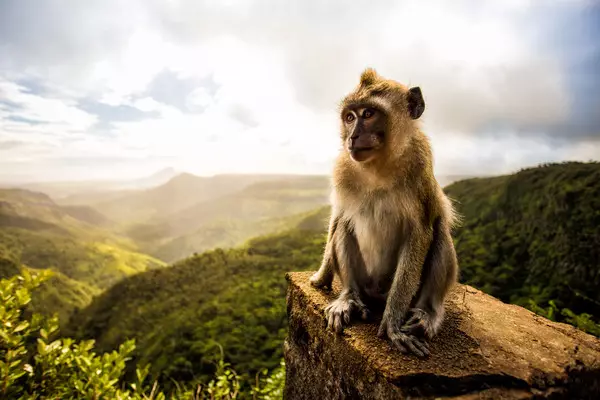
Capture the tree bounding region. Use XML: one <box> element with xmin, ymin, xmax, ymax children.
<box><xmin>1</xmin><ymin>270</ymin><xmax>282</xmax><ymax>399</ymax></box>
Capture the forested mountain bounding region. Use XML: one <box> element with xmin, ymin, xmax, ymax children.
<box><xmin>446</xmin><ymin>161</ymin><xmax>600</xmax><ymax>331</ymax></box>
<box><xmin>67</xmin><ymin>162</ymin><xmax>600</xmax><ymax>392</ymax></box>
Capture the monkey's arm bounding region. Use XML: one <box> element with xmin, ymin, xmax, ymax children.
<box><xmin>324</xmin><ymin>218</ymin><xmax>370</xmax><ymax>333</ymax></box>
<box><xmin>309</xmin><ymin>211</ymin><xmax>339</xmax><ymax>288</ymax></box>
<box><xmin>378</xmin><ymin>223</ymin><xmax>432</xmax><ymax>357</ymax></box>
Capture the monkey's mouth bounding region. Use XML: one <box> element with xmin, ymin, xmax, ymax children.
<box><xmin>349</xmin><ymin>147</ymin><xmax>376</xmax><ymax>162</ymax></box>
<box><xmin>348</xmin><ymin>131</ymin><xmax>384</xmax><ymax>161</ymax></box>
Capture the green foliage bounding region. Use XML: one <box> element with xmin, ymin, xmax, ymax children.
<box><xmin>1</xmin><ymin>271</ymin><xmax>285</xmax><ymax>399</ymax></box>
<box><xmin>251</xmin><ymin>360</ymin><xmax>285</xmax><ymax>400</ymax></box>
<box><xmin>1</xmin><ymin>270</ymin><xmax>150</xmax><ymax>399</ymax></box>
<box><xmin>1</xmin><ymin>256</ymin><xmax>97</xmax><ymax>324</ymax></box>
<box><xmin>528</xmin><ymin>300</ymin><xmax>600</xmax><ymax>336</ymax></box>
<box><xmin>445</xmin><ymin>161</ymin><xmax>600</xmax><ymax>335</ymax></box>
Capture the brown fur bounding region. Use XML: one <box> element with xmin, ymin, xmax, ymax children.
<box><xmin>311</xmin><ymin>68</ymin><xmax>459</xmax><ymax>357</ymax></box>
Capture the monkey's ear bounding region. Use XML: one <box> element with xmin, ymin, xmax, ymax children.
<box><xmin>360</xmin><ymin>68</ymin><xmax>379</xmax><ymax>86</ymax></box>
<box><xmin>407</xmin><ymin>87</ymin><xmax>425</xmax><ymax>119</ymax></box>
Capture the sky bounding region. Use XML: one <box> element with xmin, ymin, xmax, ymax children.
<box><xmin>0</xmin><ymin>0</ymin><xmax>599</xmax><ymax>182</ymax></box>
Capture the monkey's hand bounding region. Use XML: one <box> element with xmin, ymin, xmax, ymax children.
<box><xmin>377</xmin><ymin>315</ymin><xmax>430</xmax><ymax>358</ymax></box>
<box><xmin>400</xmin><ymin>308</ymin><xmax>435</xmax><ymax>339</ymax></box>
<box><xmin>310</xmin><ymin>270</ymin><xmax>333</xmax><ymax>290</ymax></box>
<box><xmin>325</xmin><ymin>293</ymin><xmax>370</xmax><ymax>334</ymax></box>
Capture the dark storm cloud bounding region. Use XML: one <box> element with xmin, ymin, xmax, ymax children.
<box><xmin>520</xmin><ymin>1</ymin><xmax>600</xmax><ymax>142</ymax></box>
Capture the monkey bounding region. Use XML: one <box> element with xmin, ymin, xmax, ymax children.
<box><xmin>310</xmin><ymin>68</ymin><xmax>459</xmax><ymax>357</ymax></box>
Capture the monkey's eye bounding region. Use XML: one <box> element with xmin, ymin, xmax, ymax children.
<box><xmin>363</xmin><ymin>108</ymin><xmax>375</xmax><ymax>119</ymax></box>
<box><xmin>345</xmin><ymin>113</ymin><xmax>355</xmax><ymax>123</ymax></box>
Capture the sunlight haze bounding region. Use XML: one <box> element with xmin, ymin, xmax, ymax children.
<box><xmin>0</xmin><ymin>0</ymin><xmax>598</xmax><ymax>182</ymax></box>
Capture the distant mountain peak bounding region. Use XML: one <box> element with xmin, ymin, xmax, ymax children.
<box><xmin>149</xmin><ymin>167</ymin><xmax>177</xmax><ymax>179</ymax></box>
<box><xmin>0</xmin><ymin>187</ymin><xmax>55</xmax><ymax>205</ymax></box>
<box><xmin>166</xmin><ymin>172</ymin><xmax>203</xmax><ymax>184</ymax></box>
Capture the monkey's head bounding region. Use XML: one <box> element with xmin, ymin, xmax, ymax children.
<box><xmin>339</xmin><ymin>68</ymin><xmax>425</xmax><ymax>163</ymax></box>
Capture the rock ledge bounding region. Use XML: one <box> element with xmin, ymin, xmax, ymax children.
<box><xmin>284</xmin><ymin>271</ymin><xmax>600</xmax><ymax>399</ymax></box>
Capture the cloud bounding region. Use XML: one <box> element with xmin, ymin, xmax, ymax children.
<box><xmin>0</xmin><ymin>140</ymin><xmax>29</xmax><ymax>150</ymax></box>
<box><xmin>0</xmin><ymin>79</ymin><xmax>98</xmax><ymax>139</ymax></box>
<box><xmin>0</xmin><ymin>0</ymin><xmax>598</xmax><ymax>181</ymax></box>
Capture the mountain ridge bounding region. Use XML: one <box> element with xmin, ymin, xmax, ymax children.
<box><xmin>66</xmin><ymin>162</ymin><xmax>600</xmax><ymax>389</ymax></box>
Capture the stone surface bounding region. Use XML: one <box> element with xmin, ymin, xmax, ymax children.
<box><xmin>284</xmin><ymin>271</ymin><xmax>600</xmax><ymax>399</ymax></box>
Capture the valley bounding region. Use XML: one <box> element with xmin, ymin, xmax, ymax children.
<box><xmin>0</xmin><ymin>171</ymin><xmax>335</xmax><ymax>323</ymax></box>
<box><xmin>1</xmin><ymin>162</ymin><xmax>598</xmax><ymax>395</ymax></box>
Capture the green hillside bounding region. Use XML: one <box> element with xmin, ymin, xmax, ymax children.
<box><xmin>0</xmin><ymin>188</ymin><xmax>166</xmax><ymax>320</ymax></box>
<box><xmin>446</xmin><ymin>161</ymin><xmax>600</xmax><ymax>332</ymax></box>
<box><xmin>67</xmin><ymin>206</ymin><xmax>330</xmax><ymax>389</ymax></box>
<box><xmin>0</xmin><ymin>258</ymin><xmax>98</xmax><ymax>323</ymax></box>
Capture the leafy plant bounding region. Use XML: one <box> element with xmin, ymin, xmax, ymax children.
<box><xmin>1</xmin><ymin>270</ymin><xmax>285</xmax><ymax>399</ymax></box>
<box><xmin>529</xmin><ymin>299</ymin><xmax>600</xmax><ymax>336</ymax></box>
<box><xmin>251</xmin><ymin>360</ymin><xmax>285</xmax><ymax>400</ymax></box>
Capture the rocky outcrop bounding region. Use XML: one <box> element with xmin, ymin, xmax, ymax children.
<box><xmin>284</xmin><ymin>271</ymin><xmax>600</xmax><ymax>399</ymax></box>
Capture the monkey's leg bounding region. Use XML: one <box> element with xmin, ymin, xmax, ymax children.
<box><xmin>401</xmin><ymin>220</ymin><xmax>457</xmax><ymax>340</ymax></box>
<box><xmin>377</xmin><ymin>225</ymin><xmax>432</xmax><ymax>357</ymax></box>
<box><xmin>324</xmin><ymin>220</ymin><xmax>370</xmax><ymax>334</ymax></box>
<box><xmin>310</xmin><ymin>214</ymin><xmax>339</xmax><ymax>289</ymax></box>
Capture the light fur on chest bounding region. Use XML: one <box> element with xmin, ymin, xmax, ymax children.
<box><xmin>336</xmin><ymin>189</ymin><xmax>416</xmax><ymax>279</ymax></box>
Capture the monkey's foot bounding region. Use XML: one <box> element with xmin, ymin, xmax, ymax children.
<box><xmin>309</xmin><ymin>271</ymin><xmax>333</xmax><ymax>290</ymax></box>
<box><xmin>378</xmin><ymin>317</ymin><xmax>430</xmax><ymax>358</ymax></box>
<box><xmin>401</xmin><ymin>308</ymin><xmax>435</xmax><ymax>339</ymax></box>
<box><xmin>324</xmin><ymin>295</ymin><xmax>370</xmax><ymax>334</ymax></box>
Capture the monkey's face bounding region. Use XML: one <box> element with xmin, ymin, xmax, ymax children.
<box><xmin>340</xmin><ymin>69</ymin><xmax>426</xmax><ymax>164</ymax></box>
<box><xmin>341</xmin><ymin>106</ymin><xmax>388</xmax><ymax>163</ymax></box>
